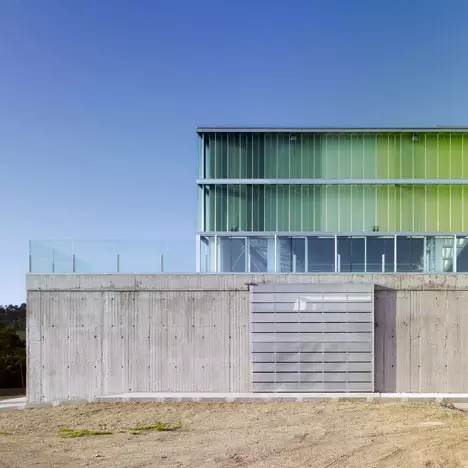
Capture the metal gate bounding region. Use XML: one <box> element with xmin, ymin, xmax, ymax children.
<box><xmin>251</xmin><ymin>283</ymin><xmax>374</xmax><ymax>392</ymax></box>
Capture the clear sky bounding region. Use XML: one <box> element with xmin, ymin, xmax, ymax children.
<box><xmin>1</xmin><ymin>0</ymin><xmax>468</xmax><ymax>304</ymax></box>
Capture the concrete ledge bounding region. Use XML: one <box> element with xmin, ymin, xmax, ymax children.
<box><xmin>24</xmin><ymin>403</ymin><xmax>53</xmax><ymax>409</ymax></box>
<box><xmin>20</xmin><ymin>393</ymin><xmax>468</xmax><ymax>410</ymax></box>
<box><xmin>379</xmin><ymin>393</ymin><xmax>468</xmax><ymax>402</ymax></box>
<box><xmin>27</xmin><ymin>273</ymin><xmax>468</xmax><ymax>292</ymax></box>
<box><xmin>0</xmin><ymin>397</ymin><xmax>26</xmax><ymax>412</ymax></box>
<box><xmin>95</xmin><ymin>392</ymin><xmax>377</xmax><ymax>403</ymax></box>
<box><xmin>94</xmin><ymin>392</ymin><xmax>468</xmax><ymax>403</ymax></box>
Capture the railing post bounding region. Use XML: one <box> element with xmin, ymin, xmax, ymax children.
<box><xmin>195</xmin><ymin>234</ymin><xmax>201</xmax><ymax>272</ymax></box>
<box><xmin>28</xmin><ymin>240</ymin><xmax>32</xmax><ymax>273</ymax></box>
<box><xmin>304</xmin><ymin>236</ymin><xmax>308</xmax><ymax>273</ymax></box>
<box><xmin>423</xmin><ymin>236</ymin><xmax>428</xmax><ymax>272</ymax></box>
<box><xmin>116</xmin><ymin>253</ymin><xmax>120</xmax><ymax>273</ymax></box>
<box><xmin>160</xmin><ymin>254</ymin><xmax>164</xmax><ymax>273</ymax></box>
<box><xmin>334</xmin><ymin>235</ymin><xmax>338</xmax><ymax>272</ymax></box>
<box><xmin>364</xmin><ymin>236</ymin><xmax>367</xmax><ymax>272</ymax></box>
<box><xmin>72</xmin><ymin>241</ymin><xmax>76</xmax><ymax>273</ymax></box>
<box><xmin>454</xmin><ymin>234</ymin><xmax>458</xmax><ymax>273</ymax></box>
<box><xmin>52</xmin><ymin>248</ymin><xmax>55</xmax><ymax>273</ymax></box>
<box><xmin>274</xmin><ymin>234</ymin><xmax>278</xmax><ymax>273</ymax></box>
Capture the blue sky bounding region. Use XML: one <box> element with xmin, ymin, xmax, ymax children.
<box><xmin>1</xmin><ymin>0</ymin><xmax>468</xmax><ymax>303</ymax></box>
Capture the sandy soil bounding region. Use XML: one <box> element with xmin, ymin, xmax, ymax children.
<box><xmin>1</xmin><ymin>401</ymin><xmax>468</xmax><ymax>467</ymax></box>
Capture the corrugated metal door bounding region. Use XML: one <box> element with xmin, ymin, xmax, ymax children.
<box><xmin>251</xmin><ymin>283</ymin><xmax>374</xmax><ymax>392</ymax></box>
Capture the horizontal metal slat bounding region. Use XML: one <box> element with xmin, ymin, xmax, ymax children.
<box><xmin>253</xmin><ymin>382</ymin><xmax>373</xmax><ymax>392</ymax></box>
<box><xmin>253</xmin><ymin>372</ymin><xmax>372</xmax><ymax>383</ymax></box>
<box><xmin>251</xmin><ymin>302</ymin><xmax>373</xmax><ymax>313</ymax></box>
<box><xmin>252</xmin><ymin>293</ymin><xmax>372</xmax><ymax>304</ymax></box>
<box><xmin>252</xmin><ymin>341</ymin><xmax>372</xmax><ymax>353</ymax></box>
<box><xmin>252</xmin><ymin>322</ymin><xmax>373</xmax><ymax>333</ymax></box>
<box><xmin>254</xmin><ymin>363</ymin><xmax>300</xmax><ymax>372</ymax></box>
<box><xmin>252</xmin><ymin>352</ymin><xmax>373</xmax><ymax>363</ymax></box>
<box><xmin>253</xmin><ymin>332</ymin><xmax>372</xmax><ymax>343</ymax></box>
<box><xmin>252</xmin><ymin>312</ymin><xmax>372</xmax><ymax>322</ymax></box>
<box><xmin>253</xmin><ymin>362</ymin><xmax>372</xmax><ymax>373</ymax></box>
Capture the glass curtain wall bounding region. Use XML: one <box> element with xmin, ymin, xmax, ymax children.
<box><xmin>200</xmin><ymin>132</ymin><xmax>468</xmax><ymax>234</ymax></box>
<box><xmin>203</xmin><ymin>132</ymin><xmax>468</xmax><ymax>180</ymax></box>
<box><xmin>203</xmin><ymin>235</ymin><xmax>467</xmax><ymax>273</ymax></box>
<box><xmin>199</xmin><ymin>131</ymin><xmax>468</xmax><ymax>273</ymax></box>
<box><xmin>203</xmin><ymin>184</ymin><xmax>468</xmax><ymax>233</ymax></box>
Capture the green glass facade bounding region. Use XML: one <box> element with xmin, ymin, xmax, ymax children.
<box><xmin>202</xmin><ymin>184</ymin><xmax>468</xmax><ymax>233</ymax></box>
<box><xmin>203</xmin><ymin>132</ymin><xmax>468</xmax><ymax>180</ymax></box>
<box><xmin>200</xmin><ymin>131</ymin><xmax>468</xmax><ymax>233</ymax></box>
<box><xmin>197</xmin><ymin>129</ymin><xmax>468</xmax><ymax>273</ymax></box>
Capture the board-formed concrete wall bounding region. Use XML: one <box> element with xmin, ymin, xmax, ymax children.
<box><xmin>26</xmin><ymin>274</ymin><xmax>468</xmax><ymax>404</ymax></box>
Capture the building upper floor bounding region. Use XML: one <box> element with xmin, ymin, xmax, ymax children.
<box><xmin>197</xmin><ymin>127</ymin><xmax>468</xmax><ymax>182</ymax></box>
<box><xmin>197</xmin><ymin>128</ymin><xmax>468</xmax><ymax>234</ymax></box>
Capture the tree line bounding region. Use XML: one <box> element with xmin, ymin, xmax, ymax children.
<box><xmin>0</xmin><ymin>304</ymin><xmax>26</xmax><ymax>389</ymax></box>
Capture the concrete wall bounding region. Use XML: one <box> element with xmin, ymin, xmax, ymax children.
<box><xmin>26</xmin><ymin>274</ymin><xmax>468</xmax><ymax>404</ymax></box>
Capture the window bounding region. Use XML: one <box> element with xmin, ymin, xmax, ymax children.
<box><xmin>366</xmin><ymin>237</ymin><xmax>395</xmax><ymax>272</ymax></box>
<box><xmin>337</xmin><ymin>237</ymin><xmax>365</xmax><ymax>272</ymax></box>
<box><xmin>200</xmin><ymin>236</ymin><xmax>215</xmax><ymax>272</ymax></box>
<box><xmin>426</xmin><ymin>236</ymin><xmax>454</xmax><ymax>273</ymax></box>
<box><xmin>250</xmin><ymin>238</ymin><xmax>275</xmax><ymax>272</ymax></box>
<box><xmin>278</xmin><ymin>237</ymin><xmax>306</xmax><ymax>272</ymax></box>
<box><xmin>219</xmin><ymin>237</ymin><xmax>246</xmax><ymax>272</ymax></box>
<box><xmin>397</xmin><ymin>237</ymin><xmax>424</xmax><ymax>272</ymax></box>
<box><xmin>308</xmin><ymin>237</ymin><xmax>335</xmax><ymax>272</ymax></box>
<box><xmin>455</xmin><ymin>236</ymin><xmax>468</xmax><ymax>272</ymax></box>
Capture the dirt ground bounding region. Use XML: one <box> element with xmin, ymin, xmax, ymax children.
<box><xmin>1</xmin><ymin>401</ymin><xmax>468</xmax><ymax>467</ymax></box>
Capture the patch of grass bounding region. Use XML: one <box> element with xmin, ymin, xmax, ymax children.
<box><xmin>59</xmin><ymin>427</ymin><xmax>113</xmax><ymax>438</ymax></box>
<box><xmin>126</xmin><ymin>421</ymin><xmax>182</xmax><ymax>433</ymax></box>
<box><xmin>0</xmin><ymin>431</ymin><xmax>11</xmax><ymax>436</ymax></box>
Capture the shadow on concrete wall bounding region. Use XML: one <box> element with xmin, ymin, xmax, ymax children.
<box><xmin>374</xmin><ymin>288</ymin><xmax>397</xmax><ymax>392</ymax></box>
